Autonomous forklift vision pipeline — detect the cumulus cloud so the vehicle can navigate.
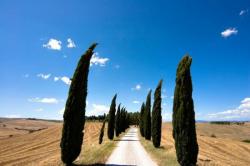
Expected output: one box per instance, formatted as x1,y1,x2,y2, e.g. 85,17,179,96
28,97,59,104
54,76,71,85
87,104,109,116
207,97,250,120
43,38,62,50
133,100,140,104
239,9,248,16
132,84,141,91
67,38,76,48
37,73,51,80
221,28,238,38
90,52,109,67
4,114,21,118
61,76,71,85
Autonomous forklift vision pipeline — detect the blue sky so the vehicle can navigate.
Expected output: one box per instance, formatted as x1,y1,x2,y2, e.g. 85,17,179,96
0,0,249,121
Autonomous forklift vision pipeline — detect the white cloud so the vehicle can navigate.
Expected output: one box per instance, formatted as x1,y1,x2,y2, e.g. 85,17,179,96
43,38,62,50
67,38,76,48
28,97,59,104
54,76,71,85
207,97,250,120
132,84,141,91
58,108,65,115
90,52,109,67
34,108,43,112
133,100,140,104
61,76,71,85
239,9,248,16
221,28,238,38
4,114,21,118
37,73,51,80
87,104,109,116
54,77,60,81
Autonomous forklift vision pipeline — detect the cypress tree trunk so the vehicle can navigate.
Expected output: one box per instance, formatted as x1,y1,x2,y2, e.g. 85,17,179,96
144,90,152,140
172,55,199,166
107,94,117,140
139,102,145,137
115,104,121,137
99,119,106,144
152,80,163,147
60,43,97,165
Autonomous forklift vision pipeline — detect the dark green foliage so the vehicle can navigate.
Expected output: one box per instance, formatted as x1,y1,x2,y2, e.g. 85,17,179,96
139,103,145,137
115,104,121,137
152,80,163,148
128,112,140,125
107,94,117,140
144,90,152,140
99,119,106,144
172,55,199,166
119,107,125,132
60,43,97,164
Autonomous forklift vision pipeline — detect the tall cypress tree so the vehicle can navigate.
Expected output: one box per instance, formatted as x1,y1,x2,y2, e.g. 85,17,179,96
144,90,152,140
107,94,117,140
139,102,145,137
99,118,106,144
115,104,121,137
172,55,198,166
119,107,125,132
152,80,163,147
60,43,97,165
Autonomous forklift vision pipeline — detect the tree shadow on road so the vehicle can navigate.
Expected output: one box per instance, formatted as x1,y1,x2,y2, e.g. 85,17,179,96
72,164,136,166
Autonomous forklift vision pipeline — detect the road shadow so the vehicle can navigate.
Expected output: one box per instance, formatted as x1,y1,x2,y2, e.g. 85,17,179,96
113,139,138,142
72,164,135,166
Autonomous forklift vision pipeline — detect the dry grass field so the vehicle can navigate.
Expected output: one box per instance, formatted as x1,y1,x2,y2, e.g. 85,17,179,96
1,119,250,166
141,122,250,166
0,118,117,166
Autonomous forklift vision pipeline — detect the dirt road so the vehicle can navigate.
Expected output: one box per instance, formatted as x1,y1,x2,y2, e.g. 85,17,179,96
106,127,157,166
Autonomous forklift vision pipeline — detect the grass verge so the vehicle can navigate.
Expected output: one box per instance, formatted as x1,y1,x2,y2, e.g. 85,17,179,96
75,123,125,165
139,134,179,166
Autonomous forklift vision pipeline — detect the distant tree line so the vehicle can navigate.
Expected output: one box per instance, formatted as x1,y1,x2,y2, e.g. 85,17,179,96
85,114,106,121
210,121,245,125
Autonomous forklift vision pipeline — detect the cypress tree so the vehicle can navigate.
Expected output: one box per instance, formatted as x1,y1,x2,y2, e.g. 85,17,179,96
99,119,106,144
107,94,117,140
60,43,97,165
139,102,145,137
152,80,163,148
172,55,199,166
115,104,121,137
120,107,125,132
144,90,152,140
